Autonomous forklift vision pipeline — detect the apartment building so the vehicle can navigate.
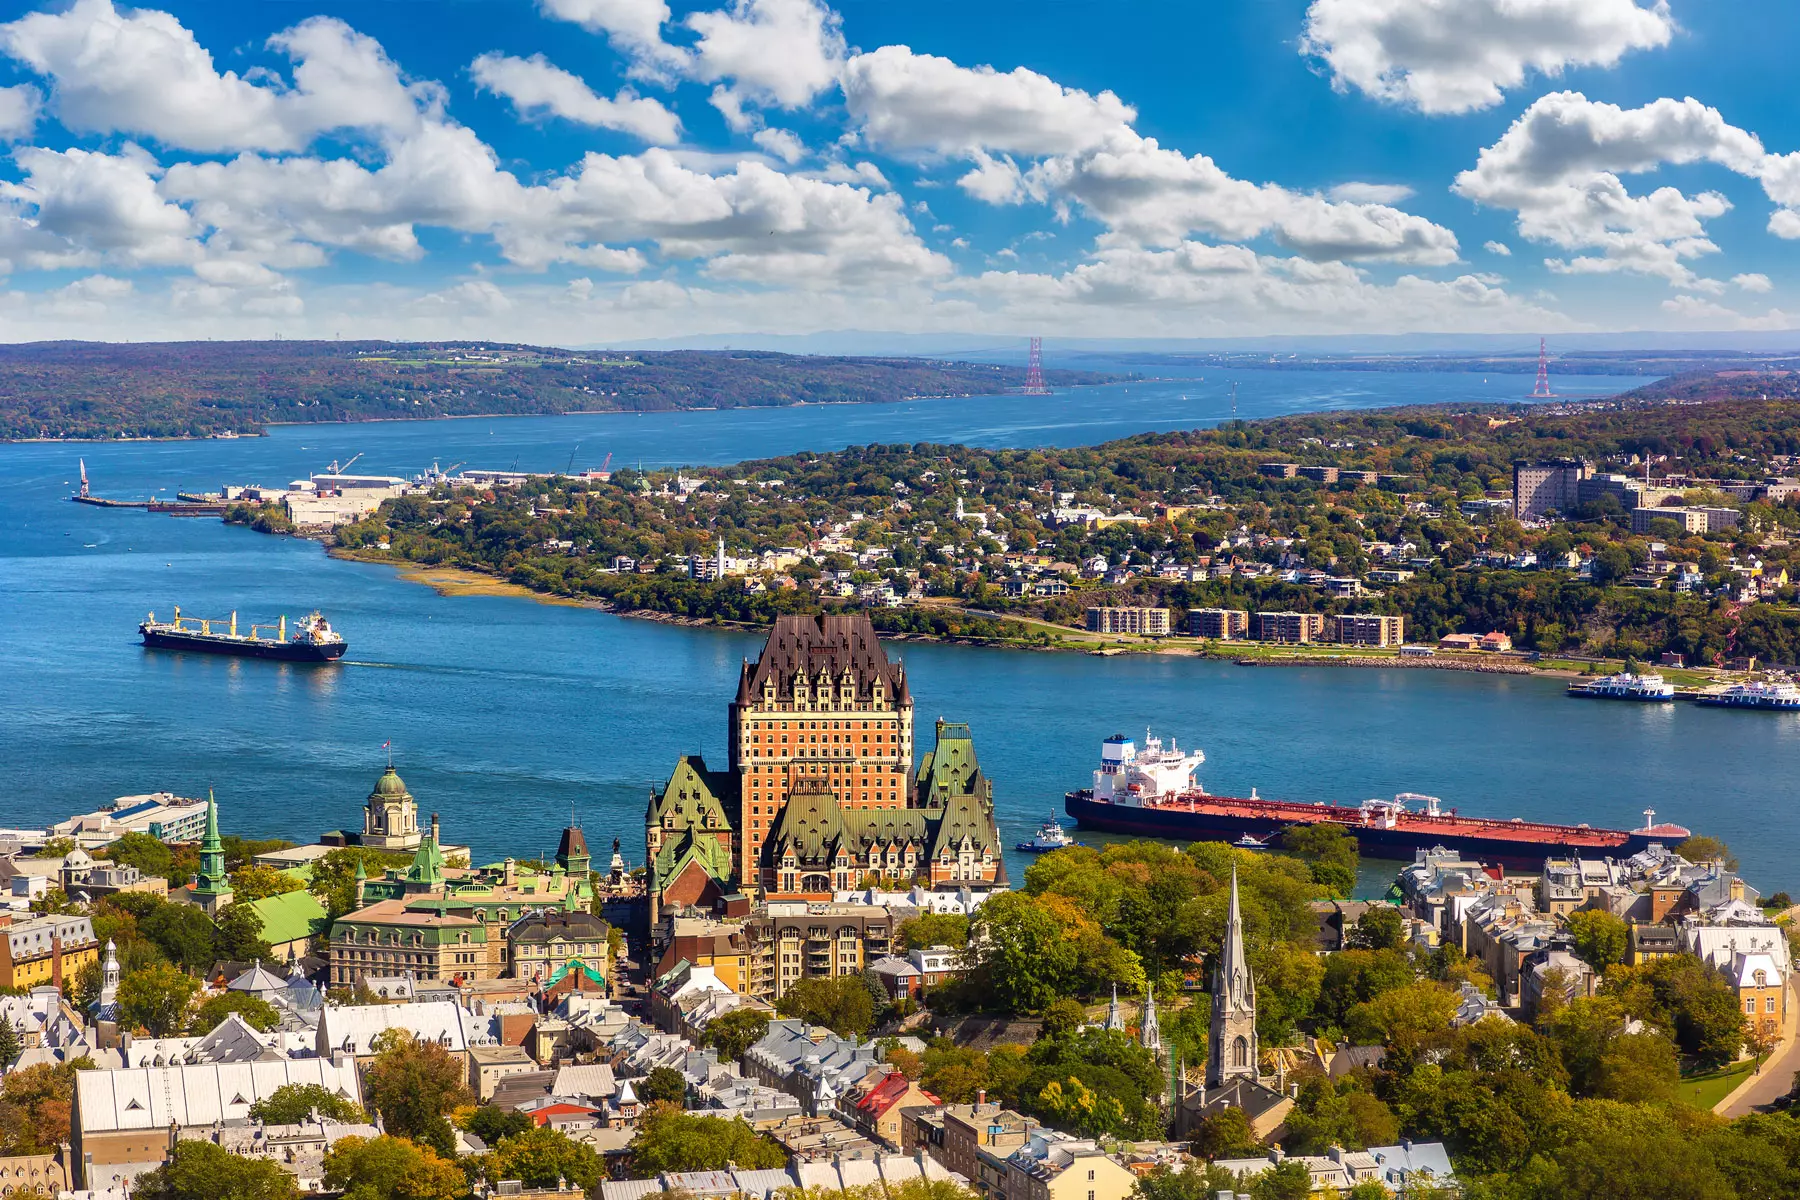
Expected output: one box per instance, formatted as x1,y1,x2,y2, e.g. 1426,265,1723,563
1252,611,1325,644
1085,607,1171,636
1333,613,1405,647
0,914,98,991
1189,608,1250,640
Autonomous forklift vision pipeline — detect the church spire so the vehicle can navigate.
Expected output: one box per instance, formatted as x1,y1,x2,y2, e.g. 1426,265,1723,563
1104,984,1125,1032
1207,863,1258,1087
191,790,233,914
1140,984,1161,1054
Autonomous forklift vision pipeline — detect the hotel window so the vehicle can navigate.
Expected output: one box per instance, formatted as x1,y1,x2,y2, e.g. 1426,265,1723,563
1769,997,1779,1013
1747,999,1757,1014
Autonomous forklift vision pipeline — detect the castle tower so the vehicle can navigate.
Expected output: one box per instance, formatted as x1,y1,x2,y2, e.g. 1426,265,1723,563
190,791,233,916
1141,985,1161,1055
557,824,590,877
362,765,422,851
1207,864,1258,1087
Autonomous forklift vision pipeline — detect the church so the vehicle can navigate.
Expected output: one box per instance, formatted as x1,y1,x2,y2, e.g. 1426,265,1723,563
1176,865,1295,1142
645,613,1006,917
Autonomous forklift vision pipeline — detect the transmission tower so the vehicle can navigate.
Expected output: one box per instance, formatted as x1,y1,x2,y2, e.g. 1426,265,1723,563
1018,336,1052,395
1530,337,1555,398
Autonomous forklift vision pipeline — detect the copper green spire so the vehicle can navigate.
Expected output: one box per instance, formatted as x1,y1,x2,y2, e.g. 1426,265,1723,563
193,789,229,898
405,811,446,889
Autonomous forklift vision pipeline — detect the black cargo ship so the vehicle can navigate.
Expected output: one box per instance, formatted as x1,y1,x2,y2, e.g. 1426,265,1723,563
139,608,347,662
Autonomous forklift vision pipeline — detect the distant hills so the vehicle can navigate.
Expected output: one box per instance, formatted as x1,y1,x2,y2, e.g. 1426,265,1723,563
0,340,1116,441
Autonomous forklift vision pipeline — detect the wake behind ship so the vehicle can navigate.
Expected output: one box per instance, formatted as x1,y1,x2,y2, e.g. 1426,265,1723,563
1065,732,1688,868
139,608,347,663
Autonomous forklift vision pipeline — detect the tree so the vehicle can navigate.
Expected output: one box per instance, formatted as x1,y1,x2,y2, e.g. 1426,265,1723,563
229,864,303,903
1039,997,1087,1042
140,903,220,971
1674,836,1738,871
1566,910,1630,973
32,838,74,859
484,1127,604,1190
310,848,412,920
363,1030,472,1157
0,1062,86,1155
775,974,875,1038
897,912,970,952
637,1065,688,1106
968,889,1078,1012
1136,1163,1239,1200
221,836,295,871
701,1007,771,1062
1247,1159,1314,1200
1281,823,1359,899
464,1106,533,1145
117,962,199,1036
248,1083,365,1125
1192,1105,1261,1159
134,1139,298,1200
189,990,281,1034
0,1012,20,1069
628,1105,786,1173
1344,982,1458,1060
28,889,80,916
213,902,272,964
321,1135,463,1200
1345,905,1406,951
1319,949,1413,1027
103,832,174,882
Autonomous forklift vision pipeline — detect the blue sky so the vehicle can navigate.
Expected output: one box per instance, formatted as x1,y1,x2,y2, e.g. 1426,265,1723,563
0,0,1793,343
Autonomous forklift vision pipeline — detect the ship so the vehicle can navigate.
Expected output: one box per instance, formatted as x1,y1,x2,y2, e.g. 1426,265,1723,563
1064,732,1688,868
139,607,348,663
1016,815,1083,853
1694,679,1800,710
1566,672,1676,701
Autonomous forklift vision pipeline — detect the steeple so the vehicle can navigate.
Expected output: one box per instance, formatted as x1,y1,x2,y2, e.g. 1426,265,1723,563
1207,864,1258,1087
1104,984,1125,1032
405,812,446,891
191,790,233,915
93,939,120,1021
1140,985,1161,1055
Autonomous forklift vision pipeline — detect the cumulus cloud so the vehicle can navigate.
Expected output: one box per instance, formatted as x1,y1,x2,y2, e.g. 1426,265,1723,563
0,1,434,152
0,84,39,140
1734,272,1773,292
1329,181,1414,204
1454,92,1786,289
470,52,680,144
535,0,686,75
1300,0,1675,114
1484,240,1511,255
0,145,197,269
687,0,845,111
752,128,807,164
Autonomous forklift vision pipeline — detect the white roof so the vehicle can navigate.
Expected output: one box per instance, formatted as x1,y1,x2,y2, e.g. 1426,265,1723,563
76,1057,361,1134
552,1063,617,1100
316,1000,473,1056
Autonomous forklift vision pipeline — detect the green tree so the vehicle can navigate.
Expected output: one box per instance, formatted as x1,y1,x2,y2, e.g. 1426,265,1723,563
1192,1105,1261,1159
220,836,295,871
134,1139,298,1200
637,1065,688,1106
140,903,220,971
363,1030,472,1157
1344,981,1458,1060
188,990,280,1034
1566,910,1630,973
310,848,412,920
1345,905,1406,951
1280,823,1359,899
229,865,303,903
0,1013,19,1069
32,838,74,859
28,889,80,915
212,902,271,963
968,889,1078,1012
321,1135,463,1200
627,1105,786,1173
484,1127,603,1190
464,1106,533,1145
1674,836,1738,871
897,912,970,952
1319,948,1414,1027
1135,1163,1239,1200
117,962,199,1035
1247,1159,1314,1200
103,832,174,881
248,1082,366,1125
701,1007,771,1061
775,974,875,1038
1039,997,1088,1042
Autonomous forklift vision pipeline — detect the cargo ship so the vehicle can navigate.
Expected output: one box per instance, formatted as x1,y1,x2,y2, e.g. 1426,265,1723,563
1566,672,1675,701
1064,733,1688,868
139,608,347,662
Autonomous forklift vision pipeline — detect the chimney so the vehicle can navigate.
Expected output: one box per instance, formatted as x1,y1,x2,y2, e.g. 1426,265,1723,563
431,813,441,844
1730,876,1746,902
975,1088,986,1112
50,932,63,992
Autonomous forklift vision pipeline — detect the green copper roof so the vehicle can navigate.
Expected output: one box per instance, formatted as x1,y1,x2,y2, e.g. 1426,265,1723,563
247,889,329,947
407,830,446,888
917,719,987,806
193,792,230,897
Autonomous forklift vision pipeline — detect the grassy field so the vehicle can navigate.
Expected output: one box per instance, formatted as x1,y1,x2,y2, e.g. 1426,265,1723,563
1674,1060,1757,1110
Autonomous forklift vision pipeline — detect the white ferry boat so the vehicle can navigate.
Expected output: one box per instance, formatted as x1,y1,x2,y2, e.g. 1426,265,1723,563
1695,679,1800,710
1566,671,1676,702
1016,815,1083,853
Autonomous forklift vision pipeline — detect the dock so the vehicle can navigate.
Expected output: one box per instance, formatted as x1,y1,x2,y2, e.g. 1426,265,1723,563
72,495,228,515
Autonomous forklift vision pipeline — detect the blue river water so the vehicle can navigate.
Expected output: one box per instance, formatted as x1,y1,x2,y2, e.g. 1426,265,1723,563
7,366,1791,892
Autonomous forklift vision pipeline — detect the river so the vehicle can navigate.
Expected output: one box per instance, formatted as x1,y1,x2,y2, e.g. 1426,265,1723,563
7,366,1790,893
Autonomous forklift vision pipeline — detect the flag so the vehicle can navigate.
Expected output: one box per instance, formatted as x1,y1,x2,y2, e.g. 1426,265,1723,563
381,740,390,749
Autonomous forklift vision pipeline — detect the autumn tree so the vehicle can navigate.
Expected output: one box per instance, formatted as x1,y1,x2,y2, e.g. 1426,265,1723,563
321,1135,463,1200
363,1030,472,1156
229,864,303,903
134,1139,297,1200
628,1105,786,1174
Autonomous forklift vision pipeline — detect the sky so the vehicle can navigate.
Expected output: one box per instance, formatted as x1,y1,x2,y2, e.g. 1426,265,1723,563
0,0,1795,345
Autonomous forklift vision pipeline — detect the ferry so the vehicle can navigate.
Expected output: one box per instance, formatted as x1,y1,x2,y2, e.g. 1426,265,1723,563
1695,679,1800,710
1064,732,1688,868
139,608,348,662
1015,816,1083,853
1566,672,1676,701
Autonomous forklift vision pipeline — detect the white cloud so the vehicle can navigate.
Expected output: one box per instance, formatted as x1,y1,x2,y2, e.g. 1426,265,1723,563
1300,0,1675,114
0,83,39,139
0,145,197,269
687,0,845,111
1329,181,1413,204
842,45,1134,157
1484,240,1511,255
1734,272,1773,293
0,1,433,152
1454,92,1778,289
470,52,680,144
752,128,807,164
535,0,687,77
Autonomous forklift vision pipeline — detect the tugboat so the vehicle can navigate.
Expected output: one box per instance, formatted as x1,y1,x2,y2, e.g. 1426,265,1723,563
139,607,348,662
1695,678,1800,710
1566,671,1676,701
1016,815,1083,853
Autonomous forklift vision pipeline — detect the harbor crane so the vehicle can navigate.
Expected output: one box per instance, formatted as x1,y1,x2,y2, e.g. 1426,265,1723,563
325,451,363,475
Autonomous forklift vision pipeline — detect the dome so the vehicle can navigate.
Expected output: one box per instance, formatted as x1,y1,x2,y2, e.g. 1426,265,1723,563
65,848,93,867
370,766,410,798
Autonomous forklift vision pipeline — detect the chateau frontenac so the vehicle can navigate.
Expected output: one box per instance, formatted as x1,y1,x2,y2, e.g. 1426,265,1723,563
646,613,1006,916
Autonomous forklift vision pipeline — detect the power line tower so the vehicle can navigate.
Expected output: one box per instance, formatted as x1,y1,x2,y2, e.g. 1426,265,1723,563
1531,337,1555,398
1018,336,1052,395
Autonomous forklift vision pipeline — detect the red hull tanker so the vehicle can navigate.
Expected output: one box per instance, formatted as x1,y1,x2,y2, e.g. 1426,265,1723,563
1063,733,1688,868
